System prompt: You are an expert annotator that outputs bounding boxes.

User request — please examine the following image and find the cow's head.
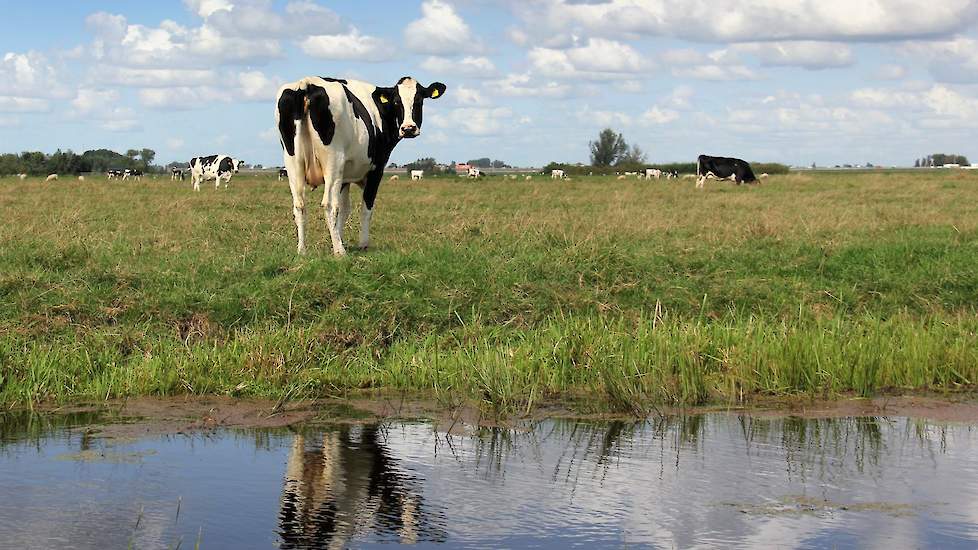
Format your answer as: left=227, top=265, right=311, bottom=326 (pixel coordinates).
left=373, top=77, right=446, bottom=139
left=233, top=159, right=244, bottom=172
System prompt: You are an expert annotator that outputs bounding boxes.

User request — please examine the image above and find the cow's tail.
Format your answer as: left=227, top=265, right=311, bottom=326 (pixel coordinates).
left=277, top=88, right=304, bottom=157
left=696, top=155, right=702, bottom=177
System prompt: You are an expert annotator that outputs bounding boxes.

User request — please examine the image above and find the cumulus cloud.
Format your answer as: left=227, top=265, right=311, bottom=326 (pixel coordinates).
left=71, top=88, right=140, bottom=131
left=529, top=38, right=653, bottom=79
left=0, top=52, right=67, bottom=98
left=640, top=106, right=680, bottom=125
left=405, top=0, right=483, bottom=55
left=509, top=0, right=978, bottom=43
left=429, top=106, right=515, bottom=136
left=300, top=29, right=393, bottom=62
left=0, top=97, right=49, bottom=113
left=421, top=56, right=497, bottom=78
left=734, top=41, right=854, bottom=69
left=672, top=64, right=760, bottom=81
left=487, top=73, right=572, bottom=98
left=901, top=37, right=978, bottom=83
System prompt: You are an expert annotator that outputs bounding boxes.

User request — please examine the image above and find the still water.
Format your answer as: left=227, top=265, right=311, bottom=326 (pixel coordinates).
left=1, top=411, right=977, bottom=549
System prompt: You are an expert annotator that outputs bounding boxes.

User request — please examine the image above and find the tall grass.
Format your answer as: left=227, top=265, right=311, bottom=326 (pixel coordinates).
left=1, top=170, right=977, bottom=411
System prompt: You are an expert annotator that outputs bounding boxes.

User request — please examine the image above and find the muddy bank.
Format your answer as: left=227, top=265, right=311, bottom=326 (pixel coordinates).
left=20, top=391, right=978, bottom=440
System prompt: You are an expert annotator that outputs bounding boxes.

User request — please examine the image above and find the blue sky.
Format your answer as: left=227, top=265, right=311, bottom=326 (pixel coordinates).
left=2, top=0, right=978, bottom=168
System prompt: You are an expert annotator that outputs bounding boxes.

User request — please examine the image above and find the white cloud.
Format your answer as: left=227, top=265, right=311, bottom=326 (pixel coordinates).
left=453, top=85, right=489, bottom=106
left=529, top=39, right=653, bottom=79
left=640, top=106, right=680, bottom=125
left=166, top=138, right=185, bottom=149
left=0, top=97, right=49, bottom=113
left=95, top=67, right=217, bottom=88
left=429, top=106, right=515, bottom=136
left=421, top=56, right=497, bottom=78
left=405, top=0, right=483, bottom=55
left=300, top=29, right=393, bottom=62
left=0, top=52, right=66, bottom=98
left=672, top=64, right=760, bottom=81
left=734, top=41, right=854, bottom=69
left=71, top=88, right=140, bottom=131
left=237, top=70, right=279, bottom=101
left=510, top=0, right=978, bottom=43
left=487, top=73, right=572, bottom=98
left=901, top=37, right=978, bottom=82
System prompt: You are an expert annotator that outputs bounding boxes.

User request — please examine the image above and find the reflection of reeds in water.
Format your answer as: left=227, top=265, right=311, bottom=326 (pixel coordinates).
left=0, top=410, right=109, bottom=454
left=277, top=425, right=444, bottom=549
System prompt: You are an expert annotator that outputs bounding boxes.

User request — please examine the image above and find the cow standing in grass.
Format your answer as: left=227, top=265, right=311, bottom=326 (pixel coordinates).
left=275, top=76, right=446, bottom=255
left=189, top=155, right=244, bottom=191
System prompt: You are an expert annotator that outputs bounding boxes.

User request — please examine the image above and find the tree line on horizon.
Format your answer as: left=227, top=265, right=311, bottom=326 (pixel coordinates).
left=915, top=154, right=970, bottom=167
left=0, top=148, right=159, bottom=176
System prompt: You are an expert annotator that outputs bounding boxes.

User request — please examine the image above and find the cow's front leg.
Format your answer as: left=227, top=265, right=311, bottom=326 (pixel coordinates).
left=359, top=203, right=372, bottom=250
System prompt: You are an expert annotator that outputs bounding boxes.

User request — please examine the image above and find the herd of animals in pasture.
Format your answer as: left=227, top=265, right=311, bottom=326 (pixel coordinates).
left=16, top=74, right=767, bottom=257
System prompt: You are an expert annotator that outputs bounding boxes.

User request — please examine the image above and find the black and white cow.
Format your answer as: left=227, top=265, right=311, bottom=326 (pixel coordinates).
left=275, top=76, right=446, bottom=255
left=278, top=168, right=288, bottom=181
left=171, top=168, right=185, bottom=181
left=107, top=169, right=123, bottom=179
left=696, top=155, right=757, bottom=189
left=189, top=155, right=244, bottom=191
left=123, top=169, right=143, bottom=181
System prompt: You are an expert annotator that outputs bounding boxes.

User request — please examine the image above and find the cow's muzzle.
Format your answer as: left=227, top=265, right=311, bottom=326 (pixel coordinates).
left=399, top=124, right=419, bottom=138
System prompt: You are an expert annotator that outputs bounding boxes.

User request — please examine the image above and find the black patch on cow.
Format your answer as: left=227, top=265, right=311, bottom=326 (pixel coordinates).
left=319, top=77, right=348, bottom=84
left=277, top=89, right=303, bottom=156
left=218, top=157, right=233, bottom=174
left=193, top=154, right=218, bottom=169
left=362, top=166, right=384, bottom=210
left=344, top=85, right=387, bottom=164
left=306, top=85, right=335, bottom=147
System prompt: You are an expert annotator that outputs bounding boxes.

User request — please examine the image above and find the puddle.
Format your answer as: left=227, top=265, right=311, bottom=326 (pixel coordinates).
left=1, top=410, right=977, bottom=548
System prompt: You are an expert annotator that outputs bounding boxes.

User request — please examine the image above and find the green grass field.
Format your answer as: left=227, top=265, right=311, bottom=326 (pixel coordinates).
left=2, top=170, right=977, bottom=412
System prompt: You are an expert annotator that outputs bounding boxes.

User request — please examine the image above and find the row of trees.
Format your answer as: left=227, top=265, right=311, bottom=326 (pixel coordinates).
left=466, top=158, right=511, bottom=169
left=915, top=154, right=970, bottom=167
left=0, top=148, right=159, bottom=176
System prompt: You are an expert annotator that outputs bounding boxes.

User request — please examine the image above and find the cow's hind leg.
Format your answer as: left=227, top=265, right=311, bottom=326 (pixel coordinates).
left=319, top=154, right=347, bottom=256
left=284, top=157, right=308, bottom=254
left=335, top=182, right=352, bottom=248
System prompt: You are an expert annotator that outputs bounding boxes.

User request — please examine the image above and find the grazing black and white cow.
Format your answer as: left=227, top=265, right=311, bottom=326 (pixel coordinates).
left=278, top=168, right=288, bottom=181
left=189, top=155, right=244, bottom=191
left=696, top=155, right=757, bottom=189
left=122, top=169, right=143, bottom=181
left=171, top=168, right=185, bottom=181
left=107, top=169, right=123, bottom=179
left=275, top=76, right=446, bottom=255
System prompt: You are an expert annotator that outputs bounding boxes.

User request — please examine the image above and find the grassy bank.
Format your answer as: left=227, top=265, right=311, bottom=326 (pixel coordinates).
left=2, top=170, right=977, bottom=411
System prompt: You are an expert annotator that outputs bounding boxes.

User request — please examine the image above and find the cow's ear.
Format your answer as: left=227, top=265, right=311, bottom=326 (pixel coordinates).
left=373, top=87, right=396, bottom=106
left=424, top=82, right=446, bottom=99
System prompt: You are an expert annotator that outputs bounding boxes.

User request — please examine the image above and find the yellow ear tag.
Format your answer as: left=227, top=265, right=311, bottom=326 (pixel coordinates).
left=380, top=95, right=389, bottom=103
left=431, top=89, right=440, bottom=98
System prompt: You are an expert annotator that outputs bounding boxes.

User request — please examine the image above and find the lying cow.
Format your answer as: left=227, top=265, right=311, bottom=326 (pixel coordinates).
left=189, top=155, right=244, bottom=190
left=276, top=75, right=446, bottom=255
left=696, top=154, right=757, bottom=189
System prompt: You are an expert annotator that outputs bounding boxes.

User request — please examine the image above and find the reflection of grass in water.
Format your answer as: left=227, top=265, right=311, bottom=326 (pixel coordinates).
left=729, top=495, right=915, bottom=517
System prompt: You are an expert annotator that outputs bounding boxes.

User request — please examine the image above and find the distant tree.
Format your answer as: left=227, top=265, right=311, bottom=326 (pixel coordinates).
left=590, top=128, right=628, bottom=167
left=404, top=157, right=439, bottom=173
left=914, top=159, right=920, bottom=168
left=467, top=157, right=492, bottom=168
left=618, top=144, right=647, bottom=166
left=139, top=148, right=156, bottom=170
left=491, top=159, right=510, bottom=169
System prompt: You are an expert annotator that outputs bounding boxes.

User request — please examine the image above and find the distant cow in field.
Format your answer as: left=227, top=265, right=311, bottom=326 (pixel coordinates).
left=123, top=169, right=143, bottom=181
left=411, top=170, right=424, bottom=180
left=524, top=175, right=532, bottom=181
left=467, top=167, right=481, bottom=178
left=77, top=176, right=85, bottom=181
left=278, top=168, right=288, bottom=181
left=551, top=169, right=565, bottom=179
left=107, top=169, right=123, bottom=179
left=171, top=168, right=185, bottom=181
left=45, top=174, right=58, bottom=182
left=276, top=75, right=446, bottom=255
left=759, top=173, right=770, bottom=179
left=645, top=168, right=661, bottom=180
left=696, top=155, right=757, bottom=189
left=18, top=173, right=27, bottom=180
left=189, top=155, right=243, bottom=190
